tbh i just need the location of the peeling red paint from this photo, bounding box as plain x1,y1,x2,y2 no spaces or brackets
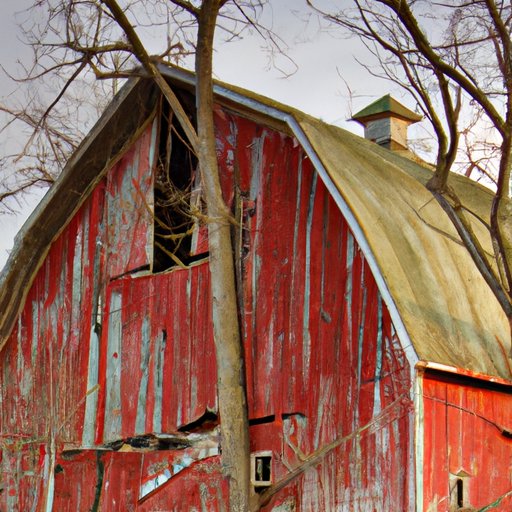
106,117,157,278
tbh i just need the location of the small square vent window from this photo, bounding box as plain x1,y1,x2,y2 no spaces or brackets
251,451,272,489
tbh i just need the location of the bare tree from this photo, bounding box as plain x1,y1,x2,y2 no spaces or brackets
308,0,512,340
98,3,255,507
0,1,291,510
0,0,285,209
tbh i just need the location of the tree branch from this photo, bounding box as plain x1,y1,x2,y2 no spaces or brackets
100,0,199,152
257,394,411,509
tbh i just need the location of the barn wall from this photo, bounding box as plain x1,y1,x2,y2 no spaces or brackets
422,371,512,511
0,100,414,510
215,111,414,510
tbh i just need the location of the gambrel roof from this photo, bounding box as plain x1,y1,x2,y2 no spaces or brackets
0,66,509,379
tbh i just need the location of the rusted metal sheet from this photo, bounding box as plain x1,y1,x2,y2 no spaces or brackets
422,370,512,511
0,105,417,510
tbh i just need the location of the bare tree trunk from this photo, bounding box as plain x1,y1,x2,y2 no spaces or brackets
492,138,512,351
100,1,251,508
196,2,251,510
492,138,512,294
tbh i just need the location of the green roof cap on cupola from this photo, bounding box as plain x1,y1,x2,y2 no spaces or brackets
350,94,422,151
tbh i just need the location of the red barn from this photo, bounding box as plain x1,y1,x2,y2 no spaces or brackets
0,67,510,511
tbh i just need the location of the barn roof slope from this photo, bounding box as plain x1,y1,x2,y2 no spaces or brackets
0,66,509,380
298,116,510,378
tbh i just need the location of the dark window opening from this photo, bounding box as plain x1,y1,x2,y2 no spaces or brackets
255,456,271,482
248,415,275,426
178,409,218,433
251,451,272,490
153,94,206,273
456,478,464,508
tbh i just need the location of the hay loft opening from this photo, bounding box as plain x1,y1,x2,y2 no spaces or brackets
153,92,207,273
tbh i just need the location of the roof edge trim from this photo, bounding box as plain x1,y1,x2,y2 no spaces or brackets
0,77,158,349
416,360,512,386
158,65,293,123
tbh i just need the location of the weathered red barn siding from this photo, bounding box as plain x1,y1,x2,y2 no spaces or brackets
0,179,108,510
0,101,414,510
105,118,156,278
215,111,414,510
96,265,217,444
422,370,512,511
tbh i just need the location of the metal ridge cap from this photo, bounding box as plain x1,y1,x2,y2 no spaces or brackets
157,64,295,124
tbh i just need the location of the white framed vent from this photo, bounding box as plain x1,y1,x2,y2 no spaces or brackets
251,451,272,488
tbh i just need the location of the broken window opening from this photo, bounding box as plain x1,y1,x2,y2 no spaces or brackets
178,409,218,433
251,451,272,491
153,95,207,273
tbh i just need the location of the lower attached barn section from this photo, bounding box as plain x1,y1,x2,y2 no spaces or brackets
421,368,512,511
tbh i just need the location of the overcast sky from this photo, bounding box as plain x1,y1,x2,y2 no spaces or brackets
0,1,410,269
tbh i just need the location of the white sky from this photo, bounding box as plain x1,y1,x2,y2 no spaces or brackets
0,0,413,270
